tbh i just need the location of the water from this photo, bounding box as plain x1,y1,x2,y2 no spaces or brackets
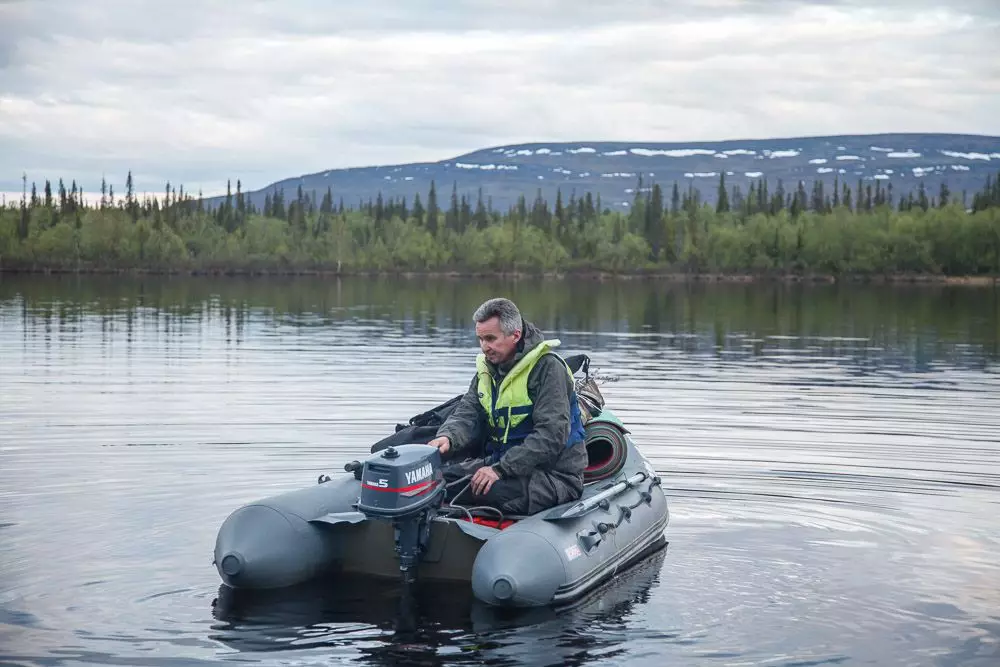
1,275,998,667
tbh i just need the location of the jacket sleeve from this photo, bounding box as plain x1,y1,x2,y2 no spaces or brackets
435,375,485,454
495,355,571,479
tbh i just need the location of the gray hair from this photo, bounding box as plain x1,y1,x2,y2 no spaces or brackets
473,298,522,335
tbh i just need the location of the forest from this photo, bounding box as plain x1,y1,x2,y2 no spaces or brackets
1,170,999,277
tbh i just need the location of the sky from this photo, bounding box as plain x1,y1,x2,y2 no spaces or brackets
1,0,998,199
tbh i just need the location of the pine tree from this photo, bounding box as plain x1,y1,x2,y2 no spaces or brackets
445,182,459,232
412,192,425,226
425,181,439,234
224,180,234,231
554,189,565,239
810,179,824,212
716,173,729,213
530,189,550,232
474,188,488,230
459,194,472,233
646,182,664,259
773,180,786,215
126,171,138,222
236,180,245,229
790,183,802,218
18,172,28,240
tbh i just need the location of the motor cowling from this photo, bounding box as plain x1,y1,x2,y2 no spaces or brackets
354,444,445,582
356,444,445,517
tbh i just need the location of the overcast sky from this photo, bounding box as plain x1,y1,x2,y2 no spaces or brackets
1,0,998,198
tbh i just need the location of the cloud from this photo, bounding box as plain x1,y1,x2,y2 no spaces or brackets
1,0,998,195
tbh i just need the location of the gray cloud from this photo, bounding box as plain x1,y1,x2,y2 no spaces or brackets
1,0,998,195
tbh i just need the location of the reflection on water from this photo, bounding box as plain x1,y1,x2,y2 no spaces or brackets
3,273,998,365
209,549,668,666
1,274,998,667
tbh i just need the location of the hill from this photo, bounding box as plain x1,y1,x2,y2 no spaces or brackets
220,133,1000,211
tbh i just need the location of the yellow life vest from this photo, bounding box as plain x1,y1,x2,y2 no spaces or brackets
476,339,585,461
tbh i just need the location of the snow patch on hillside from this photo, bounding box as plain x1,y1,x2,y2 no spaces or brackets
941,150,993,160
766,150,800,158
631,148,715,157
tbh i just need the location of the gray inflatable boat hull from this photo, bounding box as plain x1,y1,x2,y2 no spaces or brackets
214,425,668,607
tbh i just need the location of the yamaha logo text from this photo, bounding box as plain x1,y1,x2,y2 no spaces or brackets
405,463,433,485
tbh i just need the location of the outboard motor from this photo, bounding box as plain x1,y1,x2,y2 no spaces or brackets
353,444,446,583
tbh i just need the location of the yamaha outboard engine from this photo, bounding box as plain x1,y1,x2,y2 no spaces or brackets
353,444,446,583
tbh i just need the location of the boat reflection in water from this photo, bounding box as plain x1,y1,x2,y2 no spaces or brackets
211,546,668,665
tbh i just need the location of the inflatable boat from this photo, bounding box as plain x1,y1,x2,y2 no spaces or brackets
213,358,669,608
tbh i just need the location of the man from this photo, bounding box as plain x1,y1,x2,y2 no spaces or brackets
428,297,588,515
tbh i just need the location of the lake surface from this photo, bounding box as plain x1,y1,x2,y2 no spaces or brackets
1,275,998,667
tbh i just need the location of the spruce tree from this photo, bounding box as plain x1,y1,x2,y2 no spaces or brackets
716,173,729,213
474,189,488,230
646,182,664,259
426,181,439,234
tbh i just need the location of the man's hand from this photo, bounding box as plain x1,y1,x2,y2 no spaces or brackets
471,465,500,496
428,436,450,455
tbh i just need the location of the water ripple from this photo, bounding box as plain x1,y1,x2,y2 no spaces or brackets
1,277,998,667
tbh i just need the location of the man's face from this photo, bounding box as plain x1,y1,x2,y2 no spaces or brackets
476,316,521,365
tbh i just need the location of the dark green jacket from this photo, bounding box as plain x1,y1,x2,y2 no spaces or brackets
437,320,587,512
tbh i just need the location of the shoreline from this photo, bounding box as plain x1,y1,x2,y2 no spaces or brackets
1,265,996,286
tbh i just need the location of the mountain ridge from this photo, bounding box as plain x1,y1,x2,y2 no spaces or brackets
216,132,1000,212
